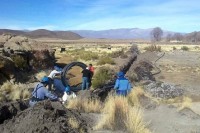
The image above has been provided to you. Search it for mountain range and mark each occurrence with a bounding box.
[0,28,178,40]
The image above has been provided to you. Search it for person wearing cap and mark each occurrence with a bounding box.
[81,67,91,90]
[47,66,62,91]
[114,71,132,96]
[29,76,59,107]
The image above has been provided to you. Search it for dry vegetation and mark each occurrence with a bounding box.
[66,98,102,113]
[95,93,151,133]
[0,81,30,101]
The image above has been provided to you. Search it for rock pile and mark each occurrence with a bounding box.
[144,81,184,99]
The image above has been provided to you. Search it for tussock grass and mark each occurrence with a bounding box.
[144,45,161,52]
[68,117,79,129]
[35,71,48,81]
[95,95,150,133]
[66,98,102,113]
[125,107,151,133]
[177,96,192,111]
[128,86,145,107]
[95,95,129,130]
[0,81,30,101]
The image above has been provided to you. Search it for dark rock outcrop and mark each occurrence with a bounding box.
[0,34,55,83]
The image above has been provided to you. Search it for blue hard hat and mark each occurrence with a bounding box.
[117,71,125,77]
[41,76,49,83]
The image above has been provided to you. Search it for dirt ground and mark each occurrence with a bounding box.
[155,51,200,99]
[141,50,200,133]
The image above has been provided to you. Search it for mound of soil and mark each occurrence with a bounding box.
[179,108,200,119]
[0,100,88,133]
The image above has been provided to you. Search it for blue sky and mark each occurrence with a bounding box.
[0,0,199,32]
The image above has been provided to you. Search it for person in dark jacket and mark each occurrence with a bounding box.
[53,78,71,97]
[29,76,59,107]
[114,71,132,96]
[81,67,91,90]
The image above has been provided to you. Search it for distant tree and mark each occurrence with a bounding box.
[166,33,172,42]
[151,27,163,42]
[173,33,183,41]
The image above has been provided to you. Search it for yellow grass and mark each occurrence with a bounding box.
[125,107,151,133]
[177,96,192,111]
[138,43,200,52]
[95,95,151,132]
[0,81,30,101]
[68,117,79,129]
[35,71,48,81]
[95,95,129,130]
[128,86,145,107]
[66,98,102,113]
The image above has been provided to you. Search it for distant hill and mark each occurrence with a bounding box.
[71,28,176,39]
[0,28,181,40]
[0,29,83,40]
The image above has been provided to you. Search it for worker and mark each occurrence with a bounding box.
[81,67,91,90]
[53,78,76,104]
[29,76,60,107]
[88,64,94,87]
[114,71,132,96]
[53,78,71,97]
[48,66,62,91]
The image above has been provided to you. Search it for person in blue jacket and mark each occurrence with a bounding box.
[114,71,132,96]
[53,78,71,97]
[29,76,60,107]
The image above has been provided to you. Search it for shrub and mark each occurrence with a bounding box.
[109,50,125,58]
[181,46,189,51]
[92,67,115,88]
[97,56,115,65]
[67,49,99,61]
[144,45,161,52]
[12,55,27,69]
[173,46,177,50]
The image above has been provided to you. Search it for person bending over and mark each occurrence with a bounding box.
[29,76,60,107]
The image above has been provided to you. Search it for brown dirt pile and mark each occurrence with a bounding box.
[0,100,88,133]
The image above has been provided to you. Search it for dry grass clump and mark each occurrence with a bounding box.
[0,81,30,101]
[144,44,161,52]
[95,95,150,133]
[66,98,102,113]
[127,86,145,107]
[177,96,192,111]
[35,71,48,81]
[125,107,151,133]
[68,117,79,129]
[95,95,129,130]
